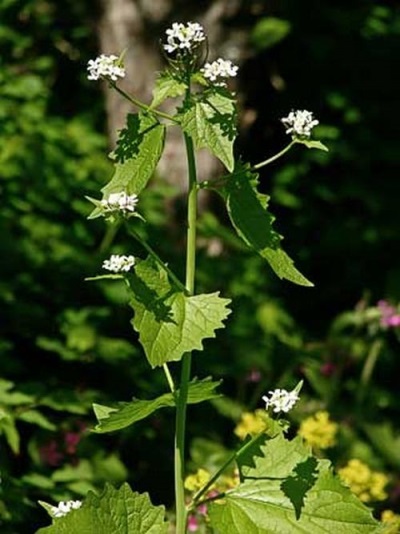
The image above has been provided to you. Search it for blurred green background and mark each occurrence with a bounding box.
[1,1,399,531]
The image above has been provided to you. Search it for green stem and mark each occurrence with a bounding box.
[108,81,179,123]
[98,222,120,254]
[163,364,175,393]
[357,338,384,406]
[252,141,295,170]
[189,432,266,511]
[126,225,186,292]
[175,132,198,534]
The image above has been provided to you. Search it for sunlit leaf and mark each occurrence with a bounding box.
[180,92,237,171]
[220,164,313,286]
[210,434,379,533]
[151,72,186,108]
[127,257,231,367]
[37,483,169,533]
[93,377,221,433]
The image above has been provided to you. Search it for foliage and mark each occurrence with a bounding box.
[0,1,399,532]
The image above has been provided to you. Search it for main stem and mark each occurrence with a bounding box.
[175,132,198,534]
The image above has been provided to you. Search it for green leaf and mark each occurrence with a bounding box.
[100,113,165,199]
[151,72,186,108]
[180,92,237,171]
[209,434,379,534]
[251,17,291,50]
[295,139,329,152]
[127,257,231,367]
[0,413,20,454]
[221,164,313,286]
[18,409,56,430]
[37,483,169,534]
[93,377,221,433]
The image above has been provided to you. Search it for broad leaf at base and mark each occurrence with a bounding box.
[36,483,169,534]
[209,434,380,534]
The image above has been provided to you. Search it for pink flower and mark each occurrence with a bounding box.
[377,300,400,329]
[187,514,199,532]
[320,362,337,377]
[40,440,64,466]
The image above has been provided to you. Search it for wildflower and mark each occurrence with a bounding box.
[187,514,200,532]
[163,22,205,54]
[102,254,135,273]
[50,500,82,518]
[298,411,338,449]
[234,410,266,439]
[381,510,400,534]
[338,459,388,502]
[201,58,238,86]
[184,468,212,492]
[262,387,299,413]
[87,54,125,81]
[281,110,319,139]
[377,300,400,328]
[101,191,138,216]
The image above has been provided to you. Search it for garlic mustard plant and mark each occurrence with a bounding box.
[102,254,135,273]
[87,54,125,81]
[38,20,381,534]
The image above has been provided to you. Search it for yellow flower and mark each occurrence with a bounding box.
[381,510,400,533]
[184,468,212,492]
[234,410,266,440]
[338,459,388,502]
[298,411,338,449]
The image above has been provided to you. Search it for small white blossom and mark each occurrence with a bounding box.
[202,58,238,86]
[101,192,138,216]
[102,254,135,273]
[163,22,205,54]
[281,110,319,139]
[262,388,299,413]
[51,500,82,518]
[87,54,125,81]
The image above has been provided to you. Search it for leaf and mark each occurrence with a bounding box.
[180,92,237,171]
[127,257,231,367]
[87,113,165,219]
[36,483,169,534]
[0,413,20,454]
[151,72,186,108]
[93,377,221,433]
[209,434,379,534]
[295,139,329,152]
[18,409,56,430]
[221,164,313,286]
[251,17,291,50]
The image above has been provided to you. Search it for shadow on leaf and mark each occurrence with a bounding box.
[281,456,318,520]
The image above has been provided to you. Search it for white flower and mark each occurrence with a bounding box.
[87,54,125,81]
[102,254,135,273]
[202,58,238,86]
[262,388,299,413]
[281,110,319,139]
[51,500,82,518]
[101,192,138,216]
[163,22,205,54]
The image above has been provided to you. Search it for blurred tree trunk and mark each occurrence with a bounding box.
[97,0,262,187]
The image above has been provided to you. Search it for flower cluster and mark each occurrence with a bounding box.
[281,110,319,139]
[234,410,267,440]
[163,22,205,54]
[87,54,125,81]
[338,459,388,502]
[102,254,135,273]
[262,388,299,413]
[381,510,400,533]
[50,500,82,518]
[202,58,238,86]
[100,191,138,216]
[298,411,338,449]
[377,300,400,328]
